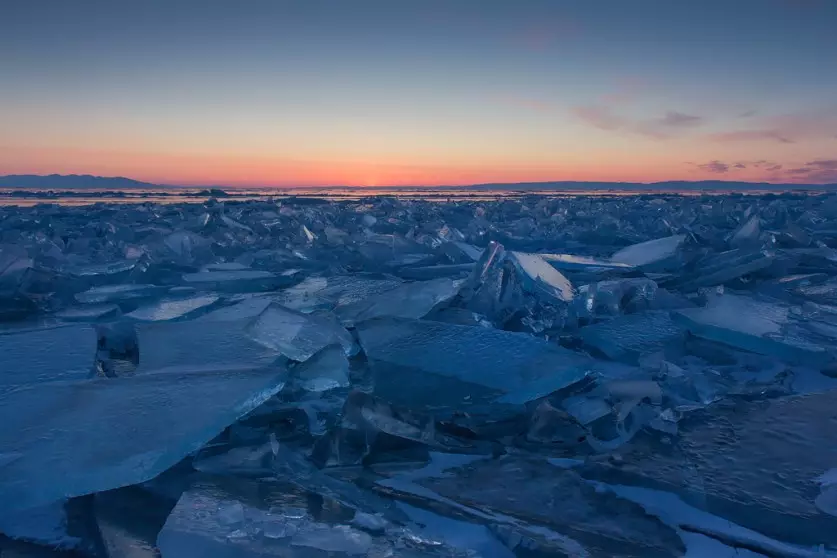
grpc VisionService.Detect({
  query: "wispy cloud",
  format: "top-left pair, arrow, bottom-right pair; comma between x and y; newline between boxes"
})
785,159 -> 837,183
708,106 -> 837,144
697,160 -> 730,174
572,105 -> 704,139
708,129 -> 795,144
688,158 -> 834,183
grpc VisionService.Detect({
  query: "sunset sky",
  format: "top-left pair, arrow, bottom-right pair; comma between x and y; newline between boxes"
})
1,0 -> 836,187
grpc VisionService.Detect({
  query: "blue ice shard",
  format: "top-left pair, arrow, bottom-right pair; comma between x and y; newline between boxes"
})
55,304 -> 121,322
579,311 -> 685,364
135,319 -> 281,374
356,317 -> 590,410
674,293 -> 834,366
247,303 -> 356,361
508,251 -> 575,303
667,248 -> 775,292
126,294 -> 220,321
335,277 -> 462,326
0,325 -> 96,386
540,253 -> 635,272
75,284 -> 165,304
182,270 -> 292,293
610,235 -> 688,271
0,365 -> 287,511
728,214 -> 761,248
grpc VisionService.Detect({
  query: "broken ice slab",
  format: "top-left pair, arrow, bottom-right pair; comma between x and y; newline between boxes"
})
55,304 -> 120,322
74,284 -> 166,304
395,263 -> 474,281
0,501 -> 79,550
382,455 -> 684,557
540,252 -> 635,272
666,248 -> 775,292
335,277 -> 462,326
312,390 -> 490,468
182,269 -> 299,293
579,389 -> 837,548
610,234 -> 690,271
198,295 -> 276,322
286,345 -> 350,393
0,325 -> 96,386
575,277 -> 659,317
134,319 -> 282,374
0,364 -> 287,511
157,476 -> 491,558
126,294 -> 220,321
94,484 -> 178,558
247,303 -> 356,361
674,293 -> 834,367
727,214 -> 761,248
507,251 -> 575,303
275,274 -> 403,312
579,311 -> 685,364
356,317 -> 590,412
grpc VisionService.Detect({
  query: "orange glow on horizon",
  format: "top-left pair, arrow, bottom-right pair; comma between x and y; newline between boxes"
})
0,145 -> 820,187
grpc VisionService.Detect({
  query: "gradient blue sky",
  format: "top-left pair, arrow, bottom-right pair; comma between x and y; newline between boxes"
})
1,0 -> 836,186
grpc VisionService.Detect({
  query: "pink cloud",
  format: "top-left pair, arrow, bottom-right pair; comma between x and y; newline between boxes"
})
708,106 -> 837,144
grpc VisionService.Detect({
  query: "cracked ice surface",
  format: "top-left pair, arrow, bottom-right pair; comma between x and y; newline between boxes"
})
4,192 -> 837,556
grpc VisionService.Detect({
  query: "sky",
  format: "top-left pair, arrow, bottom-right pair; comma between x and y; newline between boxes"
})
1,0 -> 836,187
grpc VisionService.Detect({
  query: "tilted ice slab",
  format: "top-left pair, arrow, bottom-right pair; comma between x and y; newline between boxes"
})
335,277 -> 463,326
668,248 -> 775,292
611,234 -> 688,271
135,318 -> 282,374
0,325 -> 96,386
674,293 -> 834,366
247,303 -> 356,362
540,252 -> 635,272
356,317 -> 590,411
0,365 -> 287,511
508,251 -> 575,303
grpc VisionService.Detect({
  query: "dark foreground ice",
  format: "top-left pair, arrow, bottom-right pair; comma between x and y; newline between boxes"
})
3,192 -> 837,556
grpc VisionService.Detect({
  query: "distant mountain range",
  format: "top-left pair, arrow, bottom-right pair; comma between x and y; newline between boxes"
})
0,174 -> 835,192
0,174 -> 157,190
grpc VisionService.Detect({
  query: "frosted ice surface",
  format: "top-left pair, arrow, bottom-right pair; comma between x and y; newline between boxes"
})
126,294 -> 220,321
611,234 -> 687,269
247,303 -> 355,361
580,311 -> 685,364
356,317 -> 590,409
674,293 -> 833,366
0,325 -> 96,386
508,251 -> 574,303
135,319 -> 281,374
335,277 -> 462,326
0,365 -> 287,511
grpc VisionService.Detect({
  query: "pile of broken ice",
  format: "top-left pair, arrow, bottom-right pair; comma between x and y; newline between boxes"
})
3,193 -> 837,556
